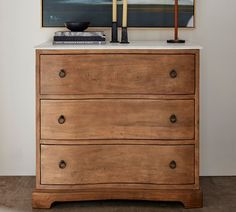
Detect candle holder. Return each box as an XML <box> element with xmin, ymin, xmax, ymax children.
<box><xmin>111</xmin><ymin>22</ymin><xmax>118</xmax><ymax>43</ymax></box>
<box><xmin>120</xmin><ymin>27</ymin><xmax>129</xmax><ymax>44</ymax></box>
<box><xmin>167</xmin><ymin>0</ymin><xmax>185</xmax><ymax>43</ymax></box>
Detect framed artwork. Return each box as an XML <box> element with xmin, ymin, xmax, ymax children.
<box><xmin>42</xmin><ymin>0</ymin><xmax>195</xmax><ymax>28</ymax></box>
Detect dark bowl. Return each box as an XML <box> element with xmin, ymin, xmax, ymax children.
<box><xmin>65</xmin><ymin>22</ymin><xmax>90</xmax><ymax>32</ymax></box>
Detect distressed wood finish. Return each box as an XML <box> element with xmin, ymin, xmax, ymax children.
<box><xmin>32</xmin><ymin>189</ymin><xmax>203</xmax><ymax>209</ymax></box>
<box><xmin>41</xmin><ymin>99</ymin><xmax>194</xmax><ymax>140</ymax></box>
<box><xmin>40</xmin><ymin>94</ymin><xmax>196</xmax><ymax>100</ymax></box>
<box><xmin>40</xmin><ymin>54</ymin><xmax>195</xmax><ymax>95</ymax></box>
<box><xmin>33</xmin><ymin>48</ymin><xmax>202</xmax><ymax>209</ymax></box>
<box><xmin>40</xmin><ymin>139</ymin><xmax>196</xmax><ymax>145</ymax></box>
<box><xmin>41</xmin><ymin>144</ymin><xmax>195</xmax><ymax>185</ymax></box>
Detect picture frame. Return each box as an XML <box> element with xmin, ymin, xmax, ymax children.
<box><xmin>41</xmin><ymin>0</ymin><xmax>195</xmax><ymax>28</ymax></box>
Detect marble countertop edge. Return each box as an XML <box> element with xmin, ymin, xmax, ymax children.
<box><xmin>35</xmin><ymin>41</ymin><xmax>203</xmax><ymax>50</ymax></box>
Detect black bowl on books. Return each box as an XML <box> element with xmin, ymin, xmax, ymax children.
<box><xmin>65</xmin><ymin>22</ymin><xmax>90</xmax><ymax>32</ymax></box>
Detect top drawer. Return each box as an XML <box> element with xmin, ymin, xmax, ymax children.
<box><xmin>40</xmin><ymin>54</ymin><xmax>195</xmax><ymax>95</ymax></box>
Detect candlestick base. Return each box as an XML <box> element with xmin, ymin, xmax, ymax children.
<box><xmin>167</xmin><ymin>39</ymin><xmax>185</xmax><ymax>43</ymax></box>
<box><xmin>110</xmin><ymin>22</ymin><xmax>119</xmax><ymax>43</ymax></box>
<box><xmin>120</xmin><ymin>27</ymin><xmax>129</xmax><ymax>44</ymax></box>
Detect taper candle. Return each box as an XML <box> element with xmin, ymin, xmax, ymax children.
<box><xmin>167</xmin><ymin>0</ymin><xmax>185</xmax><ymax>43</ymax></box>
<box><xmin>174</xmin><ymin>0</ymin><xmax>178</xmax><ymax>40</ymax></box>
<box><xmin>122</xmin><ymin>0</ymin><xmax>128</xmax><ymax>27</ymax></box>
<box><xmin>112</xmin><ymin>0</ymin><xmax>117</xmax><ymax>22</ymax></box>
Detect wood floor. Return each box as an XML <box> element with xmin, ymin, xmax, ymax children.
<box><xmin>0</xmin><ymin>177</ymin><xmax>235</xmax><ymax>212</ymax></box>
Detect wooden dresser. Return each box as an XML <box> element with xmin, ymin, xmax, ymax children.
<box><xmin>32</xmin><ymin>42</ymin><xmax>203</xmax><ymax>209</ymax></box>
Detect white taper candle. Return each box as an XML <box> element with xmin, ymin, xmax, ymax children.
<box><xmin>112</xmin><ymin>0</ymin><xmax>117</xmax><ymax>22</ymax></box>
<box><xmin>122</xmin><ymin>0</ymin><xmax>128</xmax><ymax>27</ymax></box>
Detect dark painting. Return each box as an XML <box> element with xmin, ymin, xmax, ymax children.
<box><xmin>42</xmin><ymin>0</ymin><xmax>195</xmax><ymax>27</ymax></box>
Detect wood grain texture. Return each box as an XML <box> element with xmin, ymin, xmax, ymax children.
<box><xmin>40</xmin><ymin>139</ymin><xmax>196</xmax><ymax>145</ymax></box>
<box><xmin>41</xmin><ymin>99</ymin><xmax>195</xmax><ymax>140</ymax></box>
<box><xmin>41</xmin><ymin>144</ymin><xmax>195</xmax><ymax>186</ymax></box>
<box><xmin>40</xmin><ymin>94</ymin><xmax>196</xmax><ymax>100</ymax></box>
<box><xmin>194</xmin><ymin>50</ymin><xmax>200</xmax><ymax>189</ymax></box>
<box><xmin>36</xmin><ymin>50</ymin><xmax>41</xmax><ymax>188</ymax></box>
<box><xmin>40</xmin><ymin>54</ymin><xmax>195</xmax><ymax>95</ymax></box>
<box><xmin>36</xmin><ymin>182</ymin><xmax>197</xmax><ymax>190</ymax></box>
<box><xmin>34</xmin><ymin>48</ymin><xmax>202</xmax><ymax>209</ymax></box>
<box><xmin>32</xmin><ymin>189</ymin><xmax>203</xmax><ymax>209</ymax></box>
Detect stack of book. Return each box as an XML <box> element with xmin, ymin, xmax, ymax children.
<box><xmin>53</xmin><ymin>31</ymin><xmax>106</xmax><ymax>45</ymax></box>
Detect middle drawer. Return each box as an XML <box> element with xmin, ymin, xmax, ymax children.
<box><xmin>41</xmin><ymin>99</ymin><xmax>194</xmax><ymax>140</ymax></box>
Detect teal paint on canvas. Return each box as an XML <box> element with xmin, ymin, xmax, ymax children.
<box><xmin>42</xmin><ymin>0</ymin><xmax>194</xmax><ymax>27</ymax></box>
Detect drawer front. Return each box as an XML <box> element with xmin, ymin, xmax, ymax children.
<box><xmin>41</xmin><ymin>144</ymin><xmax>195</xmax><ymax>185</ymax></box>
<box><xmin>41</xmin><ymin>99</ymin><xmax>194</xmax><ymax>140</ymax></box>
<box><xmin>40</xmin><ymin>54</ymin><xmax>195</xmax><ymax>95</ymax></box>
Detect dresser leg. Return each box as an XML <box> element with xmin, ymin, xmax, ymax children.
<box><xmin>32</xmin><ymin>190</ymin><xmax>54</xmax><ymax>209</ymax></box>
<box><xmin>181</xmin><ymin>189</ymin><xmax>203</xmax><ymax>208</ymax></box>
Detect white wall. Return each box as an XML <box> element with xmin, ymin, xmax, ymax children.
<box><xmin>0</xmin><ymin>0</ymin><xmax>235</xmax><ymax>176</ymax></box>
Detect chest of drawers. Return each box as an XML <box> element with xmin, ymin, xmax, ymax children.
<box><xmin>32</xmin><ymin>42</ymin><xmax>203</xmax><ymax>209</ymax></box>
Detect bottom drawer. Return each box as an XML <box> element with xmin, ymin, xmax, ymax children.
<box><xmin>41</xmin><ymin>144</ymin><xmax>195</xmax><ymax>185</ymax></box>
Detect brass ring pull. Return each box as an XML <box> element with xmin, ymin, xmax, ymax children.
<box><xmin>58</xmin><ymin>115</ymin><xmax>66</xmax><ymax>124</ymax></box>
<box><xmin>59</xmin><ymin>160</ymin><xmax>66</xmax><ymax>169</ymax></box>
<box><xmin>169</xmin><ymin>114</ymin><xmax>177</xmax><ymax>123</ymax></box>
<box><xmin>169</xmin><ymin>160</ymin><xmax>177</xmax><ymax>169</ymax></box>
<box><xmin>59</xmin><ymin>69</ymin><xmax>66</xmax><ymax>78</ymax></box>
<box><xmin>169</xmin><ymin>69</ymin><xmax>177</xmax><ymax>78</ymax></box>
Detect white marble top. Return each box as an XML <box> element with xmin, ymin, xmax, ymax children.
<box><xmin>35</xmin><ymin>41</ymin><xmax>202</xmax><ymax>50</ymax></box>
